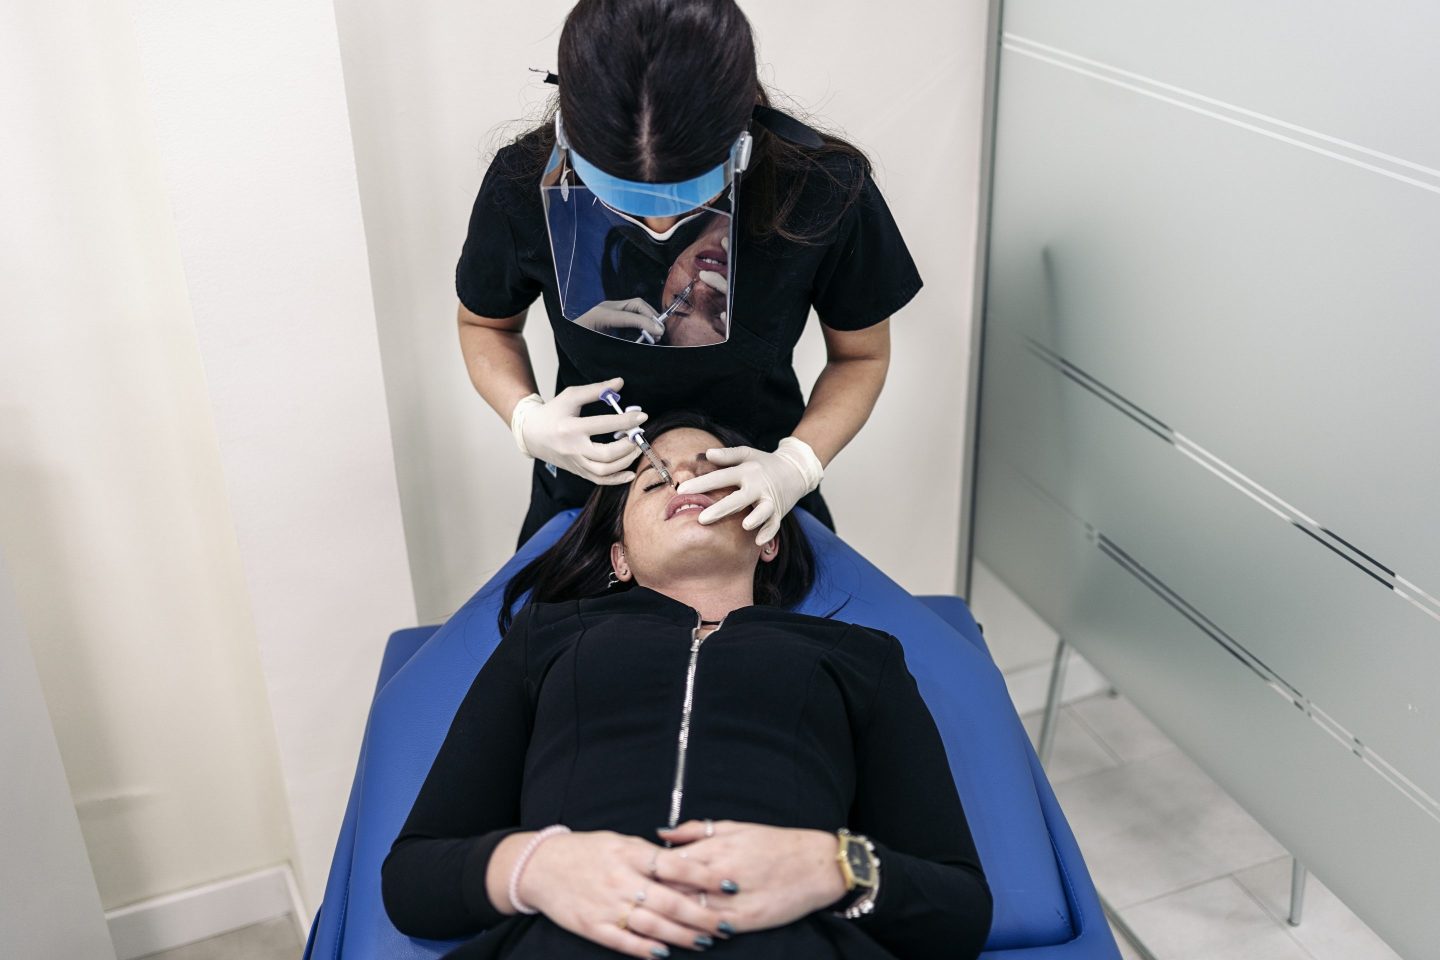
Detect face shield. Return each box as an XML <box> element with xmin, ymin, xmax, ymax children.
<box><xmin>540</xmin><ymin>111</ymin><xmax>752</xmax><ymax>348</ymax></box>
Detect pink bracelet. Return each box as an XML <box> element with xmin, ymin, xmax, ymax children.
<box><xmin>508</xmin><ymin>825</ymin><xmax>571</xmax><ymax>915</ymax></box>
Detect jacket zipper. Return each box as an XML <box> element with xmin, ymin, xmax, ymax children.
<box><xmin>666</xmin><ymin>612</ymin><xmax>722</xmax><ymax>828</ymax></box>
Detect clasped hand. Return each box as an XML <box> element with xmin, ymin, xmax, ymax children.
<box><xmin>659</xmin><ymin>819</ymin><xmax>848</xmax><ymax>929</ymax></box>
<box><xmin>520</xmin><ymin>821</ymin><xmax>844</xmax><ymax>957</ymax></box>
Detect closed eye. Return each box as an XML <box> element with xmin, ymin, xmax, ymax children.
<box><xmin>642</xmin><ymin>478</ymin><xmax>667</xmax><ymax>492</ymax></box>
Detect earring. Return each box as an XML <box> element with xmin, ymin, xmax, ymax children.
<box><xmin>607</xmin><ymin>571</ymin><xmax>620</xmax><ymax>589</ymax></box>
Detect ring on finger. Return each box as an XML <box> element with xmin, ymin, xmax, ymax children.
<box><xmin>617</xmin><ymin>905</ymin><xmax>633</xmax><ymax>930</ymax></box>
<box><xmin>699</xmin><ymin>891</ymin><xmax>708</xmax><ymax>908</ymax></box>
<box><xmin>633</xmin><ymin>886</ymin><xmax>649</xmax><ymax>905</ymax></box>
<box><xmin>704</xmin><ymin>819</ymin><xmax>715</xmax><ymax>838</ymax></box>
<box><xmin>647</xmin><ymin>850</ymin><xmax>660</xmax><ymax>879</ymax></box>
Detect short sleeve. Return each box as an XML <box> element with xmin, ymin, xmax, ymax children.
<box><xmin>811</xmin><ymin>170</ymin><xmax>924</xmax><ymax>331</ymax></box>
<box><xmin>455</xmin><ymin>149</ymin><xmax>545</xmax><ymax>319</ymax></box>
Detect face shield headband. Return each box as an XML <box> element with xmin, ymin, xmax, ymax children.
<box><xmin>554</xmin><ymin>110</ymin><xmax>753</xmax><ymax>219</ymax></box>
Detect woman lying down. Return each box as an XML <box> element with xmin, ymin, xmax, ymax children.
<box><xmin>382</xmin><ymin>413</ymin><xmax>993</xmax><ymax>959</ymax></box>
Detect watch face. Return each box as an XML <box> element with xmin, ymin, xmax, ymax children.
<box><xmin>846</xmin><ymin>842</ymin><xmax>874</xmax><ymax>883</ymax></box>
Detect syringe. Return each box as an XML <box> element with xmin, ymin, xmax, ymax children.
<box><xmin>637</xmin><ymin>278</ymin><xmax>697</xmax><ymax>346</ymax></box>
<box><xmin>599</xmin><ymin>388</ymin><xmax>675</xmax><ymax>488</ymax></box>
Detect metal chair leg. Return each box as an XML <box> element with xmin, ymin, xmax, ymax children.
<box><xmin>1037</xmin><ymin>637</ymin><xmax>1069</xmax><ymax>767</ymax></box>
<box><xmin>1289</xmin><ymin>858</ymin><xmax>1307</xmax><ymax>926</ymax></box>
<box><xmin>1036</xmin><ymin>638</ymin><xmax>1160</xmax><ymax>957</ymax></box>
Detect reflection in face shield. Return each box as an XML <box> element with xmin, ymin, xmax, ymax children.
<box><xmin>657</xmin><ymin>217</ymin><xmax>730</xmax><ymax>346</ymax></box>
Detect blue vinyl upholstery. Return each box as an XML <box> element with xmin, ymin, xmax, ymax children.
<box><xmin>305</xmin><ymin>510</ymin><xmax>1120</xmax><ymax>960</ymax></box>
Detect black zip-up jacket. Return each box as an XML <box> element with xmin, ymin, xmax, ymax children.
<box><xmin>382</xmin><ymin>585</ymin><xmax>993</xmax><ymax>959</ymax></box>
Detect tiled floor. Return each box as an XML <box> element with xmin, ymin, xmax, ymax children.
<box><xmin>138</xmin><ymin>915</ymin><xmax>301</xmax><ymax>960</ymax></box>
<box><xmin>973</xmin><ymin>561</ymin><xmax>1404</xmax><ymax>960</ymax></box>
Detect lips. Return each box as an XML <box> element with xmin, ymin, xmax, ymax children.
<box><xmin>693</xmin><ymin>247</ymin><xmax>728</xmax><ymax>278</ymax></box>
<box><xmin>665</xmin><ymin>492</ymin><xmax>715</xmax><ymax>520</ymax></box>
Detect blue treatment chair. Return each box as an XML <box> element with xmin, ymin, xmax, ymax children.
<box><xmin>304</xmin><ymin>510</ymin><xmax>1121</xmax><ymax>960</ymax></box>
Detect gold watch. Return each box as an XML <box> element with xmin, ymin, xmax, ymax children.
<box><xmin>833</xmin><ymin>828</ymin><xmax>880</xmax><ymax>919</ymax></box>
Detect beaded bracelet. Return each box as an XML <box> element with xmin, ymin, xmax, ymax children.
<box><xmin>508</xmin><ymin>825</ymin><xmax>571</xmax><ymax>915</ymax></box>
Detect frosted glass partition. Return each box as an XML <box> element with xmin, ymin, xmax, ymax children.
<box><xmin>970</xmin><ymin>3</ymin><xmax>1439</xmax><ymax>957</ymax></box>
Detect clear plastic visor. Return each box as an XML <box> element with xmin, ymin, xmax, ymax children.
<box><xmin>540</xmin><ymin>146</ymin><xmax>739</xmax><ymax>348</ymax></box>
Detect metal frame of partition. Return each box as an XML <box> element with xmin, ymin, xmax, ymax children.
<box><xmin>957</xmin><ymin>0</ymin><xmax>1004</xmax><ymax>605</ymax></box>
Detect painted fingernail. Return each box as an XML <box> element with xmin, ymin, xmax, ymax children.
<box><xmin>720</xmin><ymin>879</ymin><xmax>739</xmax><ymax>895</ymax></box>
<box><xmin>649</xmin><ymin>947</ymin><xmax>670</xmax><ymax>959</ymax></box>
<box><xmin>717</xmin><ymin>920</ymin><xmax>735</xmax><ymax>937</ymax></box>
<box><xmin>694</xmin><ymin>934</ymin><xmax>714</xmax><ymax>948</ymax></box>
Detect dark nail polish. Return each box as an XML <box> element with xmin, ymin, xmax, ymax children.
<box><xmin>694</xmin><ymin>934</ymin><xmax>714</xmax><ymax>948</ymax></box>
<box><xmin>649</xmin><ymin>947</ymin><xmax>670</xmax><ymax>959</ymax></box>
<box><xmin>720</xmin><ymin>879</ymin><xmax>739</xmax><ymax>895</ymax></box>
<box><xmin>717</xmin><ymin>920</ymin><xmax>735</xmax><ymax>937</ymax></box>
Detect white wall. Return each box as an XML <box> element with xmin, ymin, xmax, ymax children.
<box><xmin>0</xmin><ymin>0</ymin><xmax>292</xmax><ymax>910</ymax></box>
<box><xmin>128</xmin><ymin>0</ymin><xmax>418</xmax><ymax>912</ymax></box>
<box><xmin>334</xmin><ymin>0</ymin><xmax>990</xmax><ymax>622</ymax></box>
<box><xmin>2</xmin><ymin>0</ymin><xmax>419</xmax><ymax>922</ymax></box>
<box><xmin>0</xmin><ymin>547</ymin><xmax>115</xmax><ymax>958</ymax></box>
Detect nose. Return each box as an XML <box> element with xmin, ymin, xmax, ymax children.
<box><xmin>665</xmin><ymin>456</ymin><xmax>710</xmax><ymax>487</ymax></box>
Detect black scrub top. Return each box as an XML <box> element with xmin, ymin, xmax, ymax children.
<box><xmin>381</xmin><ymin>585</ymin><xmax>993</xmax><ymax>959</ymax></box>
<box><xmin>456</xmin><ymin>132</ymin><xmax>924</xmax><ymax>545</ymax></box>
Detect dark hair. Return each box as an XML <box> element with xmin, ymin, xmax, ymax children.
<box><xmin>498</xmin><ymin>411</ymin><xmax>816</xmax><ymax>633</ymax></box>
<box><xmin>507</xmin><ymin>0</ymin><xmax>871</xmax><ymax>244</ymax></box>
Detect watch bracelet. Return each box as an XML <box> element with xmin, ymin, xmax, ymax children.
<box><xmin>836</xmin><ymin>882</ymin><xmax>878</xmax><ymax>919</ymax></box>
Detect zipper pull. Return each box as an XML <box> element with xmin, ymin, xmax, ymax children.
<box><xmin>695</xmin><ymin>612</ymin><xmax>725</xmax><ymax>641</ymax></box>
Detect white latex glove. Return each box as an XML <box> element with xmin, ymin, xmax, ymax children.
<box><xmin>510</xmin><ymin>378</ymin><xmax>646</xmax><ymax>485</ymax></box>
<box><xmin>696</xmin><ymin>269</ymin><xmax>727</xmax><ymax>294</ymax></box>
<box><xmin>674</xmin><ymin>437</ymin><xmax>824</xmax><ymax>545</ymax></box>
<box><xmin>574</xmin><ymin>298</ymin><xmax>665</xmax><ymax>341</ymax></box>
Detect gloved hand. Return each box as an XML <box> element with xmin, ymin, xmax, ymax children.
<box><xmin>674</xmin><ymin>437</ymin><xmax>824</xmax><ymax>545</ymax></box>
<box><xmin>510</xmin><ymin>378</ymin><xmax>646</xmax><ymax>485</ymax></box>
<box><xmin>574</xmin><ymin>299</ymin><xmax>665</xmax><ymax>342</ymax></box>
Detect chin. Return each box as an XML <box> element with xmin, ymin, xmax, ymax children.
<box><xmin>660</xmin><ymin>515</ymin><xmax>749</xmax><ymax>554</ymax></box>
<box><xmin>664</xmin><ymin>319</ymin><xmax>723</xmax><ymax>347</ymax></box>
